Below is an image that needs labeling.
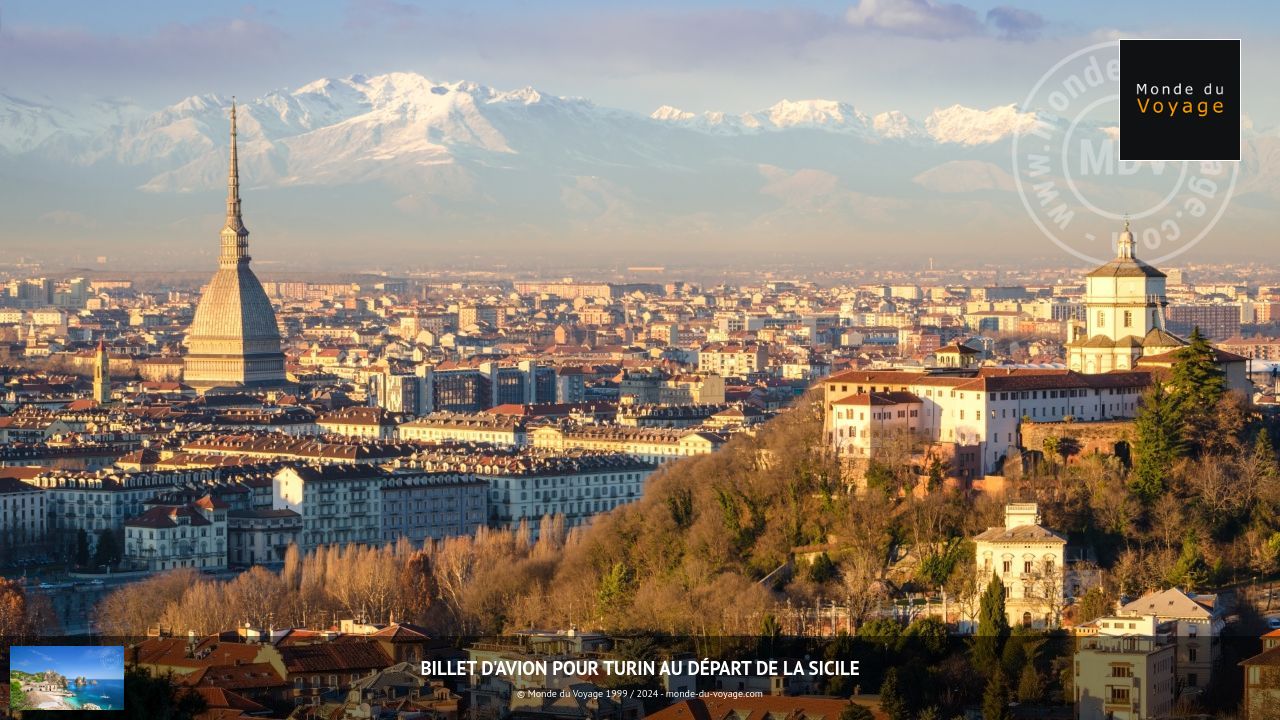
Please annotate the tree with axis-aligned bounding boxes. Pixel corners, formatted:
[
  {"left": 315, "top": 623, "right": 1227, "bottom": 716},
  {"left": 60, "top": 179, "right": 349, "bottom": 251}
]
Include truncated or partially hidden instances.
[
  {"left": 982, "top": 670, "right": 1011, "bottom": 720},
  {"left": 0, "top": 577, "right": 30, "bottom": 637},
  {"left": 1042, "top": 436, "right": 1060, "bottom": 471},
  {"left": 1166, "top": 532, "right": 1209, "bottom": 591},
  {"left": 74, "top": 528, "right": 90, "bottom": 567},
  {"left": 122, "top": 664, "right": 208, "bottom": 720},
  {"left": 1074, "top": 586, "right": 1115, "bottom": 625},
  {"left": 1017, "top": 664, "right": 1043, "bottom": 703},
  {"left": 1168, "top": 327, "right": 1227, "bottom": 455},
  {"left": 11, "top": 677, "right": 31, "bottom": 710},
  {"left": 878, "top": 668, "right": 911, "bottom": 720},
  {"left": 975, "top": 572, "right": 1010, "bottom": 669},
  {"left": 1131, "top": 381, "right": 1185, "bottom": 503},
  {"left": 808, "top": 552, "right": 837, "bottom": 584},
  {"left": 840, "top": 704, "right": 875, "bottom": 720},
  {"left": 94, "top": 529, "right": 120, "bottom": 568}
]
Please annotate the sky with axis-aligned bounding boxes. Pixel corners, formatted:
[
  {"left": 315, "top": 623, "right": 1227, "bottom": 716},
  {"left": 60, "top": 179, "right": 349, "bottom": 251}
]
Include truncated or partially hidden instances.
[
  {"left": 2, "top": 0, "right": 1279, "bottom": 269},
  {"left": 3, "top": 0, "right": 1278, "bottom": 120},
  {"left": 10, "top": 645, "right": 125, "bottom": 680}
]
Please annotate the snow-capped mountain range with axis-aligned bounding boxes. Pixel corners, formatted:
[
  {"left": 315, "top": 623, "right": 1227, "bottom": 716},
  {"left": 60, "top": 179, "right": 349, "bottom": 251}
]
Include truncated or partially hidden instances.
[
  {"left": 0, "top": 71, "right": 1274, "bottom": 264},
  {"left": 0, "top": 71, "right": 1046, "bottom": 191}
]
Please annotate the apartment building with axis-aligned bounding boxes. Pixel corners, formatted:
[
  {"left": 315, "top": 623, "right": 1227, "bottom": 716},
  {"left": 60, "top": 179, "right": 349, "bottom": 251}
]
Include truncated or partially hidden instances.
[
  {"left": 479, "top": 453, "right": 654, "bottom": 537},
  {"left": 124, "top": 494, "right": 228, "bottom": 572},
  {"left": 824, "top": 367, "right": 1149, "bottom": 477},
  {"left": 380, "top": 471, "right": 487, "bottom": 544},
  {"left": 1074, "top": 614, "right": 1177, "bottom": 720}
]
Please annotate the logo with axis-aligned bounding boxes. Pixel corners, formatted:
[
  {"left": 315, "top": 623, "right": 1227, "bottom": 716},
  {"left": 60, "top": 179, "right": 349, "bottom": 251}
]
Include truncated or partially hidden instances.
[{"left": 1012, "top": 41, "right": 1238, "bottom": 265}]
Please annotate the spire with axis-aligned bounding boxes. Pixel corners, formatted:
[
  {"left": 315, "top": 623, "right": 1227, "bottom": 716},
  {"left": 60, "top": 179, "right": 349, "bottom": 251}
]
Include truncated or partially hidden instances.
[
  {"left": 1116, "top": 216, "right": 1135, "bottom": 260},
  {"left": 219, "top": 97, "right": 250, "bottom": 268}
]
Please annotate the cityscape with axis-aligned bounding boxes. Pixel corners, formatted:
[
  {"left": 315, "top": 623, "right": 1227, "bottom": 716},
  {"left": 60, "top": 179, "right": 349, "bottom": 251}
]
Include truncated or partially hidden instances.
[{"left": 3, "top": 2, "right": 1280, "bottom": 720}]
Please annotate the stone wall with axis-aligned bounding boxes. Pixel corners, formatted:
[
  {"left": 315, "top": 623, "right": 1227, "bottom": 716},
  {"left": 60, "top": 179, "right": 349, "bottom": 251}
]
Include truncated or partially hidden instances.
[{"left": 1019, "top": 419, "right": 1135, "bottom": 467}]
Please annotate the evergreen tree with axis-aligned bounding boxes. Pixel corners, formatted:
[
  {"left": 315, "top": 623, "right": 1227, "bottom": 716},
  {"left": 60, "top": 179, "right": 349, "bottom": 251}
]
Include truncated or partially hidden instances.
[
  {"left": 1131, "top": 381, "right": 1185, "bottom": 503},
  {"left": 878, "top": 668, "right": 911, "bottom": 720},
  {"left": 1168, "top": 327, "right": 1228, "bottom": 454},
  {"left": 1017, "top": 664, "right": 1043, "bottom": 703},
  {"left": 978, "top": 573, "right": 1010, "bottom": 637},
  {"left": 1166, "top": 532, "right": 1209, "bottom": 591},
  {"left": 974, "top": 573, "right": 1010, "bottom": 670},
  {"left": 74, "top": 529, "right": 90, "bottom": 567},
  {"left": 1169, "top": 327, "right": 1227, "bottom": 410},
  {"left": 982, "top": 670, "right": 1011, "bottom": 720},
  {"left": 808, "top": 552, "right": 837, "bottom": 583},
  {"left": 94, "top": 529, "right": 120, "bottom": 568}
]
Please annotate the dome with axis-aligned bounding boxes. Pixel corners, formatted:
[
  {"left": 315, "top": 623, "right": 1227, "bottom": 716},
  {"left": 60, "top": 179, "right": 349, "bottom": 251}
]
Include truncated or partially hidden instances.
[
  {"left": 187, "top": 264, "right": 282, "bottom": 354},
  {"left": 183, "top": 100, "right": 287, "bottom": 391}
]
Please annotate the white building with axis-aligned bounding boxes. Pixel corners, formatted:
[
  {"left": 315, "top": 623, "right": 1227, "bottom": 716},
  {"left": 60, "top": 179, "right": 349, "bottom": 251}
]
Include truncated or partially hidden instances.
[
  {"left": 0, "top": 477, "right": 46, "bottom": 551},
  {"left": 124, "top": 495, "right": 228, "bottom": 572},
  {"left": 480, "top": 454, "right": 655, "bottom": 537},
  {"left": 1074, "top": 613, "right": 1177, "bottom": 720},
  {"left": 824, "top": 368, "right": 1148, "bottom": 478},
  {"left": 273, "top": 464, "right": 384, "bottom": 551},
  {"left": 973, "top": 503, "right": 1067, "bottom": 629}
]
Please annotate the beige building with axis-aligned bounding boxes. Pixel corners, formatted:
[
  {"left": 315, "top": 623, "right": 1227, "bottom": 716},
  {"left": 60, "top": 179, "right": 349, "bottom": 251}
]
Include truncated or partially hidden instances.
[
  {"left": 1074, "top": 613, "right": 1177, "bottom": 720},
  {"left": 973, "top": 503, "right": 1066, "bottom": 629},
  {"left": 1120, "top": 588, "right": 1224, "bottom": 693},
  {"left": 398, "top": 413, "right": 528, "bottom": 446},
  {"left": 828, "top": 390, "right": 922, "bottom": 459},
  {"left": 529, "top": 425, "right": 725, "bottom": 465},
  {"left": 1066, "top": 222, "right": 1183, "bottom": 374},
  {"left": 316, "top": 406, "right": 399, "bottom": 440},
  {"left": 273, "top": 464, "right": 384, "bottom": 551},
  {"left": 698, "top": 342, "right": 767, "bottom": 378}
]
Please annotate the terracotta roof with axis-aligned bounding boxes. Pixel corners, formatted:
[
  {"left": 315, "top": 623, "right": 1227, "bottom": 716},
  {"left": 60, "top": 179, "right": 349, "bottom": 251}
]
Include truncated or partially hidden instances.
[
  {"left": 831, "top": 391, "right": 922, "bottom": 407},
  {"left": 133, "top": 637, "right": 263, "bottom": 669},
  {"left": 279, "top": 642, "right": 391, "bottom": 673},
  {"left": 125, "top": 505, "right": 213, "bottom": 529},
  {"left": 1240, "top": 644, "right": 1280, "bottom": 668},
  {"left": 180, "top": 662, "right": 287, "bottom": 690}
]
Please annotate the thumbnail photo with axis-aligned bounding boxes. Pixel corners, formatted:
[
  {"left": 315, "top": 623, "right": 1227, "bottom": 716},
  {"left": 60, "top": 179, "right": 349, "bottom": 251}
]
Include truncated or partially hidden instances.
[{"left": 8, "top": 647, "right": 124, "bottom": 712}]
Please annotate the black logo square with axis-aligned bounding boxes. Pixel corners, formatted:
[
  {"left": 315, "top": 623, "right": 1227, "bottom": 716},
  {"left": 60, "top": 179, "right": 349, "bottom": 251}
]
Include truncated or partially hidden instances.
[{"left": 1120, "top": 39, "right": 1240, "bottom": 161}]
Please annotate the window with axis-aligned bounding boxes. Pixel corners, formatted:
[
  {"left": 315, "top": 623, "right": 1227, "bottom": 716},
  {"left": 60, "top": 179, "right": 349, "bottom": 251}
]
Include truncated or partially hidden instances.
[
  {"left": 1109, "top": 687, "right": 1130, "bottom": 703},
  {"left": 1003, "top": 560, "right": 1011, "bottom": 573},
  {"left": 1024, "top": 560, "right": 1033, "bottom": 574},
  {"left": 1111, "top": 665, "right": 1132, "bottom": 678},
  {"left": 1097, "top": 310, "right": 1105, "bottom": 326},
  {"left": 1123, "top": 310, "right": 1133, "bottom": 327}
]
